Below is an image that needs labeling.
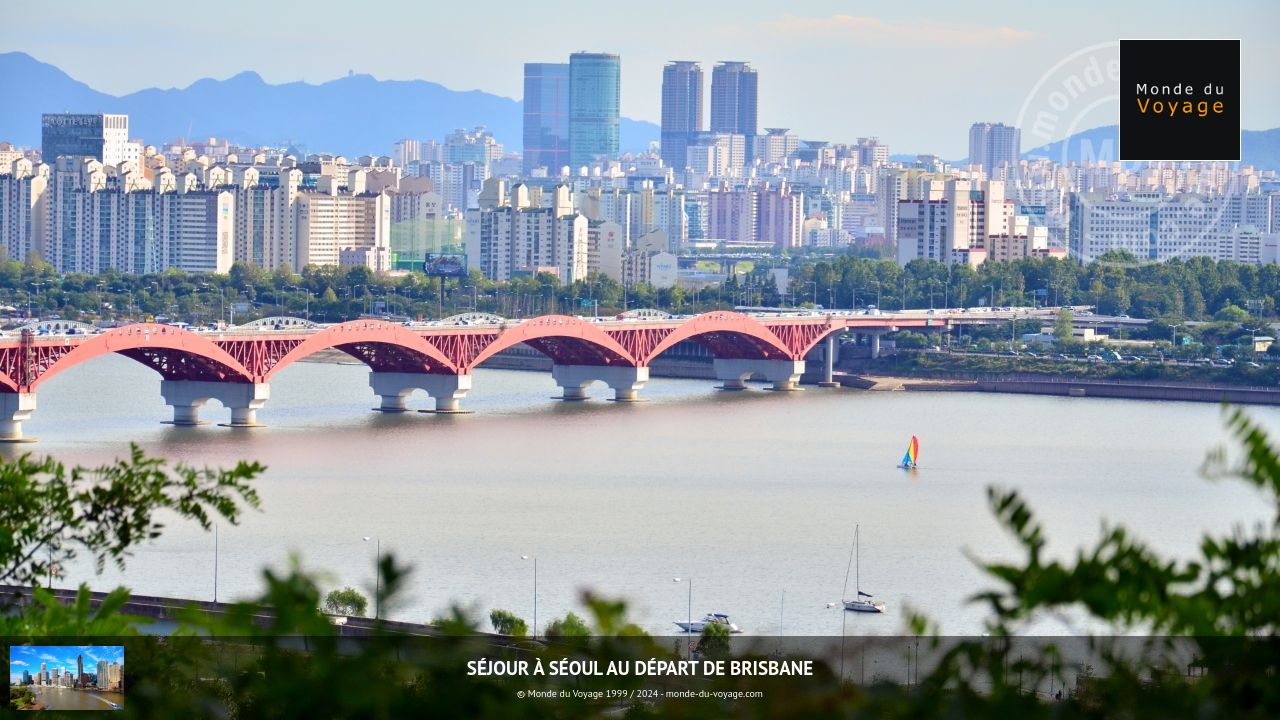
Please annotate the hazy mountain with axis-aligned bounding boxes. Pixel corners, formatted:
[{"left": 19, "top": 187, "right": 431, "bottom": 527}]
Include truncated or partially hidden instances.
[
  {"left": 1023, "top": 124, "right": 1280, "bottom": 171},
  {"left": 0, "top": 52, "right": 659, "bottom": 156}
]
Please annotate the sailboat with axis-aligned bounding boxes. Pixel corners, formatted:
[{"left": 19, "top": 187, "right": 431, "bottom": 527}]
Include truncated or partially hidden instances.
[
  {"left": 842, "top": 524, "right": 886, "bottom": 614},
  {"left": 899, "top": 435, "right": 919, "bottom": 469}
]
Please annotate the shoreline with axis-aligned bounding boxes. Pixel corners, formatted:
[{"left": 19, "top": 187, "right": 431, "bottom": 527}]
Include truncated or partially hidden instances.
[{"left": 299, "top": 348, "right": 1280, "bottom": 406}]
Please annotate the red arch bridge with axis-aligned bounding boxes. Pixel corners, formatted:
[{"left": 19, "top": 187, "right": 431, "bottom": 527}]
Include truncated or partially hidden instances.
[{"left": 0, "top": 308, "right": 980, "bottom": 441}]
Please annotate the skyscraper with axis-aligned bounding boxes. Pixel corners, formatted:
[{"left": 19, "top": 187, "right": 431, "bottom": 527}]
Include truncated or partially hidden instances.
[
  {"left": 968, "top": 122, "right": 1021, "bottom": 175},
  {"left": 568, "top": 52, "right": 621, "bottom": 169},
  {"left": 77, "top": 654, "right": 83, "bottom": 687},
  {"left": 41, "top": 113, "right": 130, "bottom": 165},
  {"left": 660, "top": 61, "right": 703, "bottom": 172},
  {"left": 523, "top": 63, "right": 570, "bottom": 175},
  {"left": 710, "top": 62, "right": 758, "bottom": 164}
]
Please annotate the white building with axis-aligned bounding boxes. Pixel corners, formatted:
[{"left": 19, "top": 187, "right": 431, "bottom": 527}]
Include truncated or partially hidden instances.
[
  {"left": 1068, "top": 191, "right": 1272, "bottom": 263},
  {"left": 0, "top": 159, "right": 49, "bottom": 262},
  {"left": 295, "top": 189, "right": 390, "bottom": 271},
  {"left": 465, "top": 180, "right": 587, "bottom": 283}
]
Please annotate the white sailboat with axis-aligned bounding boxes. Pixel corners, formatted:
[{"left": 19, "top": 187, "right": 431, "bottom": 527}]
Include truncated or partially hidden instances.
[{"left": 842, "top": 524, "right": 885, "bottom": 614}]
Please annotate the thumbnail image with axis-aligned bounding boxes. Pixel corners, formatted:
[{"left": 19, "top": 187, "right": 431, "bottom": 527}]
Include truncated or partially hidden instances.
[{"left": 8, "top": 646, "right": 124, "bottom": 711}]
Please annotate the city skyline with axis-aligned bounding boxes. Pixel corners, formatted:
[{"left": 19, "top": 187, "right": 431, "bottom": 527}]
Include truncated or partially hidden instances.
[
  {"left": 3, "top": 1, "right": 1277, "bottom": 158},
  {"left": 8, "top": 645, "right": 124, "bottom": 684}
]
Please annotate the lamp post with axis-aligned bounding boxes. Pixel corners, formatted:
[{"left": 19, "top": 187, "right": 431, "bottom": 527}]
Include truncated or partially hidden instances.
[
  {"left": 213, "top": 523, "right": 219, "bottom": 603},
  {"left": 521, "top": 555, "right": 537, "bottom": 639},
  {"left": 363, "top": 536, "right": 380, "bottom": 619},
  {"left": 673, "top": 577, "right": 692, "bottom": 657}
]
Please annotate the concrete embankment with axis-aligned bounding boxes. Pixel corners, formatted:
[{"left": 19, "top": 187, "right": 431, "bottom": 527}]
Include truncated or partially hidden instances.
[{"left": 299, "top": 349, "right": 1280, "bottom": 405}]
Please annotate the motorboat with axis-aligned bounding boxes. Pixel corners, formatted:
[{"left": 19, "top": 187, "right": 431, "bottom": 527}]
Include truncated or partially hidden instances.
[{"left": 674, "top": 613, "right": 743, "bottom": 634}]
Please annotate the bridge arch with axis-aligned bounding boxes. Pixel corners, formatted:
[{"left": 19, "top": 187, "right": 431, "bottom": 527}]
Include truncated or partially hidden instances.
[
  {"left": 237, "top": 316, "right": 319, "bottom": 331},
  {"left": 19, "top": 323, "right": 254, "bottom": 392},
  {"left": 261, "top": 319, "right": 461, "bottom": 379},
  {"left": 638, "top": 311, "right": 794, "bottom": 364},
  {"left": 467, "top": 315, "right": 637, "bottom": 370}
]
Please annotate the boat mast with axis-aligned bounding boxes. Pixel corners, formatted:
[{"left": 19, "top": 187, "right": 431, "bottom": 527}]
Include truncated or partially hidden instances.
[{"left": 855, "top": 524, "right": 861, "bottom": 596}]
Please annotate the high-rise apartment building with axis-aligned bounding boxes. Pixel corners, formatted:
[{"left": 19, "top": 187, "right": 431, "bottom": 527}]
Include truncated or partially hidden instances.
[
  {"left": 41, "top": 113, "right": 130, "bottom": 165},
  {"left": 523, "top": 63, "right": 571, "bottom": 175},
  {"left": 710, "top": 62, "right": 758, "bottom": 165},
  {"left": 295, "top": 187, "right": 390, "bottom": 271},
  {"left": 660, "top": 61, "right": 703, "bottom": 172},
  {"left": 0, "top": 158, "right": 50, "bottom": 262},
  {"left": 1068, "top": 191, "right": 1271, "bottom": 263},
  {"left": 465, "top": 179, "right": 587, "bottom": 283},
  {"left": 968, "top": 122, "right": 1021, "bottom": 175},
  {"left": 568, "top": 52, "right": 621, "bottom": 169}
]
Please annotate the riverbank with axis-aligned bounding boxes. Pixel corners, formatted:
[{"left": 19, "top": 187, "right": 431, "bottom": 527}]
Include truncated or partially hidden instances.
[{"left": 297, "top": 347, "right": 1280, "bottom": 405}]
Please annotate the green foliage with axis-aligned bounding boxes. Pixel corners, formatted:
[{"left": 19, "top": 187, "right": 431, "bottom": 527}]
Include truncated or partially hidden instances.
[
  {"left": 10, "top": 685, "right": 36, "bottom": 710},
  {"left": 0, "top": 444, "right": 263, "bottom": 588},
  {"left": 322, "top": 586, "right": 369, "bottom": 617},
  {"left": 544, "top": 611, "right": 590, "bottom": 639},
  {"left": 1053, "top": 308, "right": 1074, "bottom": 341},
  {"left": 877, "top": 351, "right": 1280, "bottom": 387},
  {"left": 696, "top": 621, "right": 731, "bottom": 659},
  {"left": 1214, "top": 303, "right": 1250, "bottom": 323},
  {"left": 488, "top": 608, "right": 528, "bottom": 637}
]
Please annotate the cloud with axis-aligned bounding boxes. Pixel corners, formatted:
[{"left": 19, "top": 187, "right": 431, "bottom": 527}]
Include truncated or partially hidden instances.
[
  {"left": 11, "top": 660, "right": 28, "bottom": 666},
  {"left": 39, "top": 653, "right": 58, "bottom": 662},
  {"left": 756, "top": 14, "right": 1034, "bottom": 48}
]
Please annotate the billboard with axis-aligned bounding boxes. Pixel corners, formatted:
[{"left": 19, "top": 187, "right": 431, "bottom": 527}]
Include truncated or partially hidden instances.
[{"left": 423, "top": 253, "right": 468, "bottom": 277}]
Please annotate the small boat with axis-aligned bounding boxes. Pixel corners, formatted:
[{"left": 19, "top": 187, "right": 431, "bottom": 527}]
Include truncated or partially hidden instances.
[
  {"left": 674, "top": 613, "right": 743, "bottom": 634},
  {"left": 842, "top": 524, "right": 886, "bottom": 614},
  {"left": 899, "top": 435, "right": 919, "bottom": 469}
]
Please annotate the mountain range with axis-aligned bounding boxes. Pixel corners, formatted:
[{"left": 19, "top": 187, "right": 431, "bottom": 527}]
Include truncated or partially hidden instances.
[
  {"left": 1022, "top": 125, "right": 1280, "bottom": 171},
  {"left": 2, "top": 52, "right": 1276, "bottom": 170},
  {"left": 0, "top": 52, "right": 659, "bottom": 157}
]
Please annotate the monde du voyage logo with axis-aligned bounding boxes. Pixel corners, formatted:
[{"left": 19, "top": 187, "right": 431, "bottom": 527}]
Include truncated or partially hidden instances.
[{"left": 1120, "top": 39, "right": 1240, "bottom": 161}]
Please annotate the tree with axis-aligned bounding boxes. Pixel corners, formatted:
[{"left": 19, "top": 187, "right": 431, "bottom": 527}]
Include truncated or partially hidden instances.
[
  {"left": 1213, "top": 303, "right": 1249, "bottom": 323},
  {"left": 544, "top": 611, "right": 590, "bottom": 638},
  {"left": 697, "top": 620, "right": 731, "bottom": 659},
  {"left": 321, "top": 587, "right": 368, "bottom": 617},
  {"left": 488, "top": 608, "right": 528, "bottom": 637},
  {"left": 1053, "top": 308, "right": 1074, "bottom": 342},
  {"left": 0, "top": 446, "right": 262, "bottom": 589}
]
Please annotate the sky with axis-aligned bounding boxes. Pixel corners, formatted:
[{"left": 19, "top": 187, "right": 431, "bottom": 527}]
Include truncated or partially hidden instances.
[
  {"left": 3, "top": 0, "right": 1278, "bottom": 157},
  {"left": 8, "top": 645, "right": 125, "bottom": 683}
]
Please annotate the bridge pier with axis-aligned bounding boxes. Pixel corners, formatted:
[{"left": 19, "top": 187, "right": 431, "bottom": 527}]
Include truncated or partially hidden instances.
[
  {"left": 369, "top": 372, "right": 472, "bottom": 413},
  {"left": 551, "top": 364, "right": 649, "bottom": 401},
  {"left": 714, "top": 358, "right": 805, "bottom": 391},
  {"left": 160, "top": 380, "right": 270, "bottom": 427},
  {"left": 818, "top": 335, "right": 839, "bottom": 387},
  {"left": 870, "top": 332, "right": 883, "bottom": 359},
  {"left": 0, "top": 392, "right": 37, "bottom": 442}
]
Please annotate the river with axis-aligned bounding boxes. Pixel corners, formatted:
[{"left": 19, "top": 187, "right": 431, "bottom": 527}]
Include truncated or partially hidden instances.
[
  {"left": 27, "top": 686, "right": 124, "bottom": 710},
  {"left": 6, "top": 354, "right": 1274, "bottom": 637}
]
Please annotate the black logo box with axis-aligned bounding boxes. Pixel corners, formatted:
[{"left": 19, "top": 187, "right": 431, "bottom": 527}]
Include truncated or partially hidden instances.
[{"left": 1119, "top": 39, "right": 1240, "bottom": 161}]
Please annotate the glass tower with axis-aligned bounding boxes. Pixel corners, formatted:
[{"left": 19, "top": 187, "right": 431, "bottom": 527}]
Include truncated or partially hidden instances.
[
  {"left": 523, "top": 63, "right": 570, "bottom": 175},
  {"left": 660, "top": 61, "right": 703, "bottom": 172},
  {"left": 710, "top": 62, "right": 759, "bottom": 164},
  {"left": 568, "top": 52, "right": 621, "bottom": 169}
]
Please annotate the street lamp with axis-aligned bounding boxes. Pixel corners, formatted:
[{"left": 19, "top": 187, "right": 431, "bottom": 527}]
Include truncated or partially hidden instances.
[
  {"left": 521, "top": 555, "right": 538, "bottom": 639},
  {"left": 213, "top": 523, "right": 219, "bottom": 603},
  {"left": 363, "top": 536, "right": 381, "bottom": 619}
]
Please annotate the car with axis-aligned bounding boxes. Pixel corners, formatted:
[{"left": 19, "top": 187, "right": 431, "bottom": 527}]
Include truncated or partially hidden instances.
[
  {"left": 1248, "top": 361, "right": 1263, "bottom": 368},
  {"left": 1025, "top": 351, "right": 1039, "bottom": 358}
]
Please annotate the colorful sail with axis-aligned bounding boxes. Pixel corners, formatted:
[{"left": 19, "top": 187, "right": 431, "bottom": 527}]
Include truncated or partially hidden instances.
[{"left": 901, "top": 435, "right": 919, "bottom": 467}]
